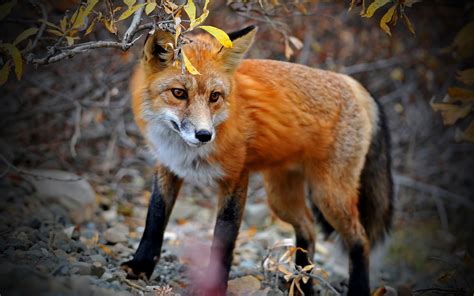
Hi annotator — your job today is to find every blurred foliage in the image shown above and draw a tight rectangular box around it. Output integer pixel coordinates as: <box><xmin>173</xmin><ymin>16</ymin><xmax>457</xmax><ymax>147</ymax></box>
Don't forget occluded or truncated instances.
<box><xmin>0</xmin><ymin>0</ymin><xmax>473</xmax><ymax>141</ymax></box>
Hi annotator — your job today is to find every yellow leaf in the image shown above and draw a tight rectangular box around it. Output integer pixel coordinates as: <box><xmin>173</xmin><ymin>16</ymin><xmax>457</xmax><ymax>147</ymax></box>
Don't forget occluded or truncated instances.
<box><xmin>184</xmin><ymin>0</ymin><xmax>196</xmax><ymax>22</ymax></box>
<box><xmin>66</xmin><ymin>36</ymin><xmax>77</xmax><ymax>46</ymax></box>
<box><xmin>0</xmin><ymin>0</ymin><xmax>16</xmax><ymax>21</ymax></box>
<box><xmin>145</xmin><ymin>2</ymin><xmax>157</xmax><ymax>15</ymax></box>
<box><xmin>203</xmin><ymin>0</ymin><xmax>210</xmax><ymax>11</ymax></box>
<box><xmin>60</xmin><ymin>16</ymin><xmax>68</xmax><ymax>32</ymax></box>
<box><xmin>103</xmin><ymin>19</ymin><xmax>117</xmax><ymax>34</ymax></box>
<box><xmin>190</xmin><ymin>10</ymin><xmax>209</xmax><ymax>29</ymax></box>
<box><xmin>85</xmin><ymin>18</ymin><xmax>97</xmax><ymax>35</ymax></box>
<box><xmin>1</xmin><ymin>44</ymin><xmax>22</xmax><ymax>80</ymax></box>
<box><xmin>0</xmin><ymin>63</ymin><xmax>10</xmax><ymax>86</ymax></box>
<box><xmin>363</xmin><ymin>0</ymin><xmax>391</xmax><ymax>18</ymax></box>
<box><xmin>39</xmin><ymin>19</ymin><xmax>61</xmax><ymax>30</ymax></box>
<box><xmin>457</xmin><ymin>68</ymin><xmax>474</xmax><ymax>85</ymax></box>
<box><xmin>402</xmin><ymin>12</ymin><xmax>415</xmax><ymax>35</ymax></box>
<box><xmin>84</xmin><ymin>0</ymin><xmax>99</xmax><ymax>15</ymax></box>
<box><xmin>13</xmin><ymin>27</ymin><xmax>38</xmax><ymax>46</ymax></box>
<box><xmin>71</xmin><ymin>7</ymin><xmax>85</xmax><ymax>30</ymax></box>
<box><xmin>74</xmin><ymin>0</ymin><xmax>99</xmax><ymax>29</ymax></box>
<box><xmin>379</xmin><ymin>4</ymin><xmax>397</xmax><ymax>36</ymax></box>
<box><xmin>182</xmin><ymin>50</ymin><xmax>200</xmax><ymax>75</ymax></box>
<box><xmin>455</xmin><ymin>120</ymin><xmax>474</xmax><ymax>142</ymax></box>
<box><xmin>47</xmin><ymin>29</ymin><xmax>64</xmax><ymax>37</ymax></box>
<box><xmin>118</xmin><ymin>3</ymin><xmax>144</xmax><ymax>21</ymax></box>
<box><xmin>124</xmin><ymin>0</ymin><xmax>136</xmax><ymax>7</ymax></box>
<box><xmin>198</xmin><ymin>25</ymin><xmax>233</xmax><ymax>48</ymax></box>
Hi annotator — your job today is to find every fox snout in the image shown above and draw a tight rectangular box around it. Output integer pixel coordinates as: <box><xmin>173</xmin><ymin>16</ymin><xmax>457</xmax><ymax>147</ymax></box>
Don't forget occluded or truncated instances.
<box><xmin>170</xmin><ymin>115</ymin><xmax>215</xmax><ymax>147</ymax></box>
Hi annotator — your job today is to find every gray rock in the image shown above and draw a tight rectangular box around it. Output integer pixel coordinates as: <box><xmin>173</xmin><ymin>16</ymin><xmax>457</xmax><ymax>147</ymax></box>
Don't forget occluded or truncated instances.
<box><xmin>71</xmin><ymin>261</ymin><xmax>92</xmax><ymax>275</ymax></box>
<box><xmin>23</xmin><ymin>169</ymin><xmax>97</xmax><ymax>224</ymax></box>
<box><xmin>104</xmin><ymin>223</ymin><xmax>129</xmax><ymax>244</ymax></box>
<box><xmin>90</xmin><ymin>254</ymin><xmax>107</xmax><ymax>266</ymax></box>
<box><xmin>91</xmin><ymin>262</ymin><xmax>106</xmax><ymax>278</ymax></box>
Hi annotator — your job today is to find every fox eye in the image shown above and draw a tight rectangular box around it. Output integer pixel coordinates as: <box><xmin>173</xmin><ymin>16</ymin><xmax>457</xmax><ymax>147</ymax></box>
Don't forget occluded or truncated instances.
<box><xmin>210</xmin><ymin>91</ymin><xmax>221</xmax><ymax>103</ymax></box>
<box><xmin>171</xmin><ymin>88</ymin><xmax>188</xmax><ymax>100</ymax></box>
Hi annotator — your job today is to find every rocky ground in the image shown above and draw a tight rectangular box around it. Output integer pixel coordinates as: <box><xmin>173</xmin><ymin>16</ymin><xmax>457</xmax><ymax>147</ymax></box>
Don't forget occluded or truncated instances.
<box><xmin>1</xmin><ymin>2</ymin><xmax>473</xmax><ymax>295</ymax></box>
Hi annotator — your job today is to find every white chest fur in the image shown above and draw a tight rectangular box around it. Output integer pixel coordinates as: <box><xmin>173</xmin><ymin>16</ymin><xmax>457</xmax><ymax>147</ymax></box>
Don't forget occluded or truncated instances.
<box><xmin>147</xmin><ymin>125</ymin><xmax>224</xmax><ymax>186</ymax></box>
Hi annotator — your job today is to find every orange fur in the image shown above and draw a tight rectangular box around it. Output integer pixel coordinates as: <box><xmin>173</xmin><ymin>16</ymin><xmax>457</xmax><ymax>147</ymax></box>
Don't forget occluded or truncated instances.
<box><xmin>128</xmin><ymin>27</ymin><xmax>391</xmax><ymax>295</ymax></box>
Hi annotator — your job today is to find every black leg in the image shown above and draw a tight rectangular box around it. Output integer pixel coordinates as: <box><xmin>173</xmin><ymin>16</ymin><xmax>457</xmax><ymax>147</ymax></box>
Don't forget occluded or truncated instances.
<box><xmin>203</xmin><ymin>174</ymin><xmax>248</xmax><ymax>295</ymax></box>
<box><xmin>348</xmin><ymin>243</ymin><xmax>370</xmax><ymax>296</ymax></box>
<box><xmin>121</xmin><ymin>167</ymin><xmax>182</xmax><ymax>280</ymax></box>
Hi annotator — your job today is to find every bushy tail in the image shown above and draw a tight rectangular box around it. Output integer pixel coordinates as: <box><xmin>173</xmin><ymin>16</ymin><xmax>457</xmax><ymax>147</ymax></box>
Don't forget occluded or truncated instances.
<box><xmin>358</xmin><ymin>99</ymin><xmax>393</xmax><ymax>245</ymax></box>
<box><xmin>312</xmin><ymin>98</ymin><xmax>394</xmax><ymax>247</ymax></box>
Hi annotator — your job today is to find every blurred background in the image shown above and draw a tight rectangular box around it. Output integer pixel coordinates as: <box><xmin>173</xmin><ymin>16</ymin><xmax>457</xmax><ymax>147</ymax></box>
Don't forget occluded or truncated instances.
<box><xmin>0</xmin><ymin>0</ymin><xmax>473</xmax><ymax>295</ymax></box>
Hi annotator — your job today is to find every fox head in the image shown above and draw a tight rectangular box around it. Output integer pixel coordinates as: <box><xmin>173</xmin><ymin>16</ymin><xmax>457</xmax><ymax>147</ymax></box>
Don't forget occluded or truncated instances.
<box><xmin>140</xmin><ymin>25</ymin><xmax>257</xmax><ymax>147</ymax></box>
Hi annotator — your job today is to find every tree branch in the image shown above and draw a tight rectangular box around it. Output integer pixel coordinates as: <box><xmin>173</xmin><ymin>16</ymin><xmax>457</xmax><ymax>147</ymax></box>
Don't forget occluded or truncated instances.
<box><xmin>123</xmin><ymin>0</ymin><xmax>145</xmax><ymax>45</ymax></box>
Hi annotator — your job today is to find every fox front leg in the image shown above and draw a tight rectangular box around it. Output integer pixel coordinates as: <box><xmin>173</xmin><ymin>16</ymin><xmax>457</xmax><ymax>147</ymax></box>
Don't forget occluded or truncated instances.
<box><xmin>198</xmin><ymin>172</ymin><xmax>249</xmax><ymax>295</ymax></box>
<box><xmin>121</xmin><ymin>166</ymin><xmax>182</xmax><ymax>280</ymax></box>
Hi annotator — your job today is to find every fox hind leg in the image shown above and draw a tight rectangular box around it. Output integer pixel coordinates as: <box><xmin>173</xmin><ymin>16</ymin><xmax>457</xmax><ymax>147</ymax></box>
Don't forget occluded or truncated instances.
<box><xmin>263</xmin><ymin>168</ymin><xmax>316</xmax><ymax>295</ymax></box>
<box><xmin>308</xmin><ymin>179</ymin><xmax>371</xmax><ymax>296</ymax></box>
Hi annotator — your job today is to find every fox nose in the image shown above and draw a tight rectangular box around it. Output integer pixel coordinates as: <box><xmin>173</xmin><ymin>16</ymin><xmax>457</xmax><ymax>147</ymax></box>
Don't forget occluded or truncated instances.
<box><xmin>195</xmin><ymin>130</ymin><xmax>212</xmax><ymax>142</ymax></box>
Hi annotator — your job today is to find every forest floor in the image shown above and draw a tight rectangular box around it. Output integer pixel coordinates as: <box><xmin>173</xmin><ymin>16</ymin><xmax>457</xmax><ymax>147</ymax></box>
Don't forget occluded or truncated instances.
<box><xmin>1</xmin><ymin>2</ymin><xmax>474</xmax><ymax>295</ymax></box>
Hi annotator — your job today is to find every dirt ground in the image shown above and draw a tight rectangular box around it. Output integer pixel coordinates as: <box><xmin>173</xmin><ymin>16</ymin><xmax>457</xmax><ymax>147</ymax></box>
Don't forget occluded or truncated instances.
<box><xmin>0</xmin><ymin>1</ymin><xmax>473</xmax><ymax>295</ymax></box>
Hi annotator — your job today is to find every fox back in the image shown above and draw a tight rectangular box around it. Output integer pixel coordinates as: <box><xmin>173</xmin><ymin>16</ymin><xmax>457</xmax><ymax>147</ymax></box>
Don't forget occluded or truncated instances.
<box><xmin>127</xmin><ymin>26</ymin><xmax>393</xmax><ymax>296</ymax></box>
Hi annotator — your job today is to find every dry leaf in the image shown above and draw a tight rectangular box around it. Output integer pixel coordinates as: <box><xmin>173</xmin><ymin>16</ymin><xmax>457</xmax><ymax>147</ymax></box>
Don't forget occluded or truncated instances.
<box><xmin>13</xmin><ymin>27</ymin><xmax>38</xmax><ymax>46</ymax></box>
<box><xmin>379</xmin><ymin>4</ymin><xmax>397</xmax><ymax>36</ymax></box>
<box><xmin>363</xmin><ymin>0</ymin><xmax>391</xmax><ymax>18</ymax></box>
<box><xmin>145</xmin><ymin>1</ymin><xmax>156</xmax><ymax>15</ymax></box>
<box><xmin>1</xmin><ymin>43</ymin><xmax>22</xmax><ymax>80</ymax></box>
<box><xmin>445</xmin><ymin>87</ymin><xmax>474</xmax><ymax>103</ymax></box>
<box><xmin>431</xmin><ymin>101</ymin><xmax>472</xmax><ymax>125</ymax></box>
<box><xmin>182</xmin><ymin>50</ymin><xmax>200</xmax><ymax>75</ymax></box>
<box><xmin>0</xmin><ymin>0</ymin><xmax>16</xmax><ymax>21</ymax></box>
<box><xmin>402</xmin><ymin>12</ymin><xmax>415</xmax><ymax>35</ymax></box>
<box><xmin>289</xmin><ymin>36</ymin><xmax>303</xmax><ymax>50</ymax></box>
<box><xmin>118</xmin><ymin>3</ymin><xmax>145</xmax><ymax>21</ymax></box>
<box><xmin>457</xmin><ymin>68</ymin><xmax>474</xmax><ymax>85</ymax></box>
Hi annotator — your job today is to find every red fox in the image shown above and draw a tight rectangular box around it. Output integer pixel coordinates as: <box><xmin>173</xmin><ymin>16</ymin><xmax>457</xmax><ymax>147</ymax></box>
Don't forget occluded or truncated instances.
<box><xmin>121</xmin><ymin>25</ymin><xmax>393</xmax><ymax>296</ymax></box>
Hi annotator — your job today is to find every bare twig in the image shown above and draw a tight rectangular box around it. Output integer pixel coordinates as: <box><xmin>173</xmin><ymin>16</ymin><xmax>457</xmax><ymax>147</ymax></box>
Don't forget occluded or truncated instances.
<box><xmin>123</xmin><ymin>0</ymin><xmax>145</xmax><ymax>45</ymax></box>
<box><xmin>0</xmin><ymin>153</ymin><xmax>82</xmax><ymax>182</ymax></box>
<box><xmin>70</xmin><ymin>101</ymin><xmax>82</xmax><ymax>158</ymax></box>
<box><xmin>394</xmin><ymin>174</ymin><xmax>474</xmax><ymax>211</ymax></box>
<box><xmin>29</xmin><ymin>1</ymin><xmax>47</xmax><ymax>52</ymax></box>
<box><xmin>342</xmin><ymin>55</ymin><xmax>408</xmax><ymax>75</ymax></box>
<box><xmin>30</xmin><ymin>39</ymin><xmax>141</xmax><ymax>65</ymax></box>
<box><xmin>298</xmin><ymin>269</ymin><xmax>340</xmax><ymax>295</ymax></box>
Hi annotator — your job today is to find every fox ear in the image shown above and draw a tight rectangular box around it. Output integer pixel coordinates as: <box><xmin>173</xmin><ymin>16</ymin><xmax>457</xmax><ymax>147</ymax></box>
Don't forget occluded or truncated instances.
<box><xmin>220</xmin><ymin>25</ymin><xmax>257</xmax><ymax>72</ymax></box>
<box><xmin>143</xmin><ymin>30</ymin><xmax>175</xmax><ymax>70</ymax></box>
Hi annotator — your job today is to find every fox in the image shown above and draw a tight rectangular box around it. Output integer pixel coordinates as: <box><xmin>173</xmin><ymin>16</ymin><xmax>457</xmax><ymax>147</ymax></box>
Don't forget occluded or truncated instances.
<box><xmin>121</xmin><ymin>25</ymin><xmax>393</xmax><ymax>296</ymax></box>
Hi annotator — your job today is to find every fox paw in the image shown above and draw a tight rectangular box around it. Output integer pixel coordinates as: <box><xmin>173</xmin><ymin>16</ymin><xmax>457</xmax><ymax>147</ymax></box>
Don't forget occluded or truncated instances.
<box><xmin>121</xmin><ymin>258</ymin><xmax>155</xmax><ymax>280</ymax></box>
